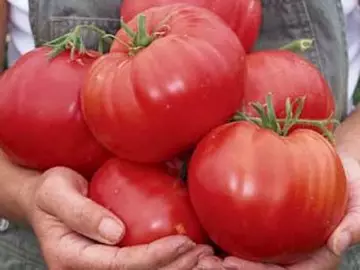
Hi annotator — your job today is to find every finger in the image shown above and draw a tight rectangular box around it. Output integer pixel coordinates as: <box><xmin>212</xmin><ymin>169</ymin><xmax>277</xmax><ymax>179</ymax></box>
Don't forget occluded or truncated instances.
<box><xmin>160</xmin><ymin>245</ymin><xmax>213</xmax><ymax>270</ymax></box>
<box><xmin>116</xmin><ymin>236</ymin><xmax>196</xmax><ymax>269</ymax></box>
<box><xmin>223</xmin><ymin>257</ymin><xmax>282</xmax><ymax>270</ymax></box>
<box><xmin>37</xmin><ymin>216</ymin><xmax>196</xmax><ymax>270</ymax></box>
<box><xmin>66</xmin><ymin>235</ymin><xmax>197</xmax><ymax>269</ymax></box>
<box><xmin>194</xmin><ymin>256</ymin><xmax>225</xmax><ymax>270</ymax></box>
<box><xmin>338</xmin><ymin>154</ymin><xmax>360</xmax><ymax>184</ymax></box>
<box><xmin>36</xmin><ymin>167</ymin><xmax>125</xmax><ymax>245</ymax></box>
<box><xmin>328</xmin><ymin>172</ymin><xmax>360</xmax><ymax>255</ymax></box>
<box><xmin>328</xmin><ymin>209</ymin><xmax>360</xmax><ymax>256</ymax></box>
<box><xmin>288</xmin><ymin>247</ymin><xmax>340</xmax><ymax>270</ymax></box>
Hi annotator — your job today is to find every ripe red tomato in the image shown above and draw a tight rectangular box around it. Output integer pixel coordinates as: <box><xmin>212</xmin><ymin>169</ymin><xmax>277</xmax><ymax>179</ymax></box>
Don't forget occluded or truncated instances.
<box><xmin>188</xmin><ymin>121</ymin><xmax>348</xmax><ymax>264</ymax></box>
<box><xmin>243</xmin><ymin>51</ymin><xmax>335</xmax><ymax>124</ymax></box>
<box><xmin>121</xmin><ymin>0</ymin><xmax>262</xmax><ymax>52</ymax></box>
<box><xmin>82</xmin><ymin>4</ymin><xmax>246</xmax><ymax>163</ymax></box>
<box><xmin>0</xmin><ymin>47</ymin><xmax>110</xmax><ymax>177</ymax></box>
<box><xmin>89</xmin><ymin>158</ymin><xmax>206</xmax><ymax>246</ymax></box>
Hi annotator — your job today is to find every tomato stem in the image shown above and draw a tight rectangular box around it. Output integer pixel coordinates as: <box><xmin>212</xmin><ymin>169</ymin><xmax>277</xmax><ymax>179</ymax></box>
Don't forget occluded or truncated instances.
<box><xmin>120</xmin><ymin>14</ymin><xmax>170</xmax><ymax>56</ymax></box>
<box><xmin>102</xmin><ymin>34</ymin><xmax>131</xmax><ymax>50</ymax></box>
<box><xmin>45</xmin><ymin>24</ymin><xmax>112</xmax><ymax>60</ymax></box>
<box><xmin>135</xmin><ymin>15</ymin><xmax>154</xmax><ymax>47</ymax></box>
<box><xmin>280</xmin><ymin>39</ymin><xmax>314</xmax><ymax>53</ymax></box>
<box><xmin>233</xmin><ymin>94</ymin><xmax>339</xmax><ymax>144</ymax></box>
<box><xmin>120</xmin><ymin>17</ymin><xmax>136</xmax><ymax>38</ymax></box>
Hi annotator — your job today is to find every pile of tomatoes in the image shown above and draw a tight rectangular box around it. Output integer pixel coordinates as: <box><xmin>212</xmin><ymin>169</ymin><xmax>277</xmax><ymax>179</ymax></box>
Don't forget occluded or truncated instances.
<box><xmin>0</xmin><ymin>0</ymin><xmax>348</xmax><ymax>265</ymax></box>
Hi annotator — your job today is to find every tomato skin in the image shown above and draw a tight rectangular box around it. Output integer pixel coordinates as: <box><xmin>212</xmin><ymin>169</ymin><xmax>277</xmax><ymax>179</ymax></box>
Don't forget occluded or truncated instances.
<box><xmin>0</xmin><ymin>47</ymin><xmax>110</xmax><ymax>177</ymax></box>
<box><xmin>188</xmin><ymin>121</ymin><xmax>348</xmax><ymax>264</ymax></box>
<box><xmin>89</xmin><ymin>158</ymin><xmax>207</xmax><ymax>246</ymax></box>
<box><xmin>243</xmin><ymin>51</ymin><xmax>335</xmax><ymax>125</ymax></box>
<box><xmin>121</xmin><ymin>0</ymin><xmax>262</xmax><ymax>52</ymax></box>
<box><xmin>82</xmin><ymin>4</ymin><xmax>246</xmax><ymax>163</ymax></box>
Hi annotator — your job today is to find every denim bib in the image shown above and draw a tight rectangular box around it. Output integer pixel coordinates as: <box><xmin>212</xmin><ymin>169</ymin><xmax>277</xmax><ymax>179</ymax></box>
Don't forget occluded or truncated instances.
<box><xmin>0</xmin><ymin>0</ymin><xmax>355</xmax><ymax>269</ymax></box>
<box><xmin>29</xmin><ymin>0</ymin><xmax>122</xmax><ymax>48</ymax></box>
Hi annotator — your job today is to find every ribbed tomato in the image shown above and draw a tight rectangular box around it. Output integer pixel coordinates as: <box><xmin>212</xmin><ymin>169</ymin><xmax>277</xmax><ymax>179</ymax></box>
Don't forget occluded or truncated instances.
<box><xmin>89</xmin><ymin>158</ymin><xmax>206</xmax><ymax>246</ymax></box>
<box><xmin>0</xmin><ymin>47</ymin><xmax>109</xmax><ymax>177</ymax></box>
<box><xmin>188</xmin><ymin>121</ymin><xmax>348</xmax><ymax>264</ymax></box>
<box><xmin>82</xmin><ymin>4</ymin><xmax>246</xmax><ymax>163</ymax></box>
<box><xmin>242</xmin><ymin>51</ymin><xmax>335</xmax><ymax>124</ymax></box>
<box><xmin>121</xmin><ymin>0</ymin><xmax>262</xmax><ymax>52</ymax></box>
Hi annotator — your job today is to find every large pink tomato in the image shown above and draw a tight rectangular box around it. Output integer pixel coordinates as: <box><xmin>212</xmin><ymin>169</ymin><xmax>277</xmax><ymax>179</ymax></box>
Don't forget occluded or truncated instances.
<box><xmin>188</xmin><ymin>121</ymin><xmax>348</xmax><ymax>264</ymax></box>
<box><xmin>82</xmin><ymin>4</ymin><xmax>246</xmax><ymax>163</ymax></box>
<box><xmin>89</xmin><ymin>158</ymin><xmax>207</xmax><ymax>246</ymax></box>
<box><xmin>0</xmin><ymin>47</ymin><xmax>109</xmax><ymax>177</ymax></box>
<box><xmin>243</xmin><ymin>51</ymin><xmax>335</xmax><ymax>127</ymax></box>
<box><xmin>121</xmin><ymin>0</ymin><xmax>262</xmax><ymax>52</ymax></box>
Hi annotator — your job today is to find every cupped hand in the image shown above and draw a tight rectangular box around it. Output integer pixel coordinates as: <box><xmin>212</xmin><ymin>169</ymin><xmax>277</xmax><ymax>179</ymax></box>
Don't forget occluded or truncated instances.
<box><xmin>26</xmin><ymin>167</ymin><xmax>213</xmax><ymax>269</ymax></box>
<box><xmin>219</xmin><ymin>153</ymin><xmax>360</xmax><ymax>270</ymax></box>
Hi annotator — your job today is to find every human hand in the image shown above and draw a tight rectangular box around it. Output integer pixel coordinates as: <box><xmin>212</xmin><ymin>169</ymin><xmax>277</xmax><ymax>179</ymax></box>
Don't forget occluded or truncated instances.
<box><xmin>26</xmin><ymin>167</ymin><xmax>213</xmax><ymax>269</ymax></box>
<box><xmin>194</xmin><ymin>256</ymin><xmax>226</xmax><ymax>270</ymax></box>
<box><xmin>223</xmin><ymin>248</ymin><xmax>339</xmax><ymax>270</ymax></box>
<box><xmin>219</xmin><ymin>153</ymin><xmax>360</xmax><ymax>270</ymax></box>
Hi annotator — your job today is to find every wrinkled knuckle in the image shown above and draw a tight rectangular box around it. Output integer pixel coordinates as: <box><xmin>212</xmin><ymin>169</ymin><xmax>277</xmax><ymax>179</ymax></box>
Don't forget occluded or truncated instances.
<box><xmin>33</xmin><ymin>183</ymin><xmax>47</xmax><ymax>207</ymax></box>
<box><xmin>34</xmin><ymin>177</ymin><xmax>53</xmax><ymax>205</ymax></box>
<box><xmin>75</xmin><ymin>199</ymin><xmax>96</xmax><ymax>225</ymax></box>
<box><xmin>111</xmin><ymin>248</ymin><xmax>131</xmax><ymax>270</ymax></box>
<box><xmin>145</xmin><ymin>243</ymin><xmax>168</xmax><ymax>267</ymax></box>
<box><xmin>36</xmin><ymin>168</ymin><xmax>67</xmax><ymax>201</ymax></box>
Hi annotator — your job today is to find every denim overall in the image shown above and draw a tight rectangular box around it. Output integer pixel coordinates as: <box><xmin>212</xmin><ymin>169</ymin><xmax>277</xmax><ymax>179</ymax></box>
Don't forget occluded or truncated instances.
<box><xmin>0</xmin><ymin>0</ymin><xmax>356</xmax><ymax>269</ymax></box>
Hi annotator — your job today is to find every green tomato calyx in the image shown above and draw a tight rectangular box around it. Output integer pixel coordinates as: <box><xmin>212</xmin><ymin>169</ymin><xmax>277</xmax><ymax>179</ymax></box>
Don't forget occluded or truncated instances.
<box><xmin>44</xmin><ymin>24</ymin><xmax>112</xmax><ymax>60</ymax></box>
<box><xmin>121</xmin><ymin>14</ymin><xmax>170</xmax><ymax>56</ymax></box>
<box><xmin>233</xmin><ymin>94</ymin><xmax>339</xmax><ymax>144</ymax></box>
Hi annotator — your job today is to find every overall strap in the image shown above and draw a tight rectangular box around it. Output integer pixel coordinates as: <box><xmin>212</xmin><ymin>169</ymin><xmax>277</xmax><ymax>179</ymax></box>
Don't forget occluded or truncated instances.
<box><xmin>28</xmin><ymin>0</ymin><xmax>122</xmax><ymax>49</ymax></box>
<box><xmin>257</xmin><ymin>0</ymin><xmax>348</xmax><ymax>119</ymax></box>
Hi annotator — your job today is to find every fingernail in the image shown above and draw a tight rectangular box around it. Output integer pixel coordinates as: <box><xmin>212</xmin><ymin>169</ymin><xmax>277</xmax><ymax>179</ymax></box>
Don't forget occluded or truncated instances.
<box><xmin>177</xmin><ymin>240</ymin><xmax>196</xmax><ymax>254</ymax></box>
<box><xmin>334</xmin><ymin>231</ymin><xmax>351</xmax><ymax>256</ymax></box>
<box><xmin>198</xmin><ymin>247</ymin><xmax>214</xmax><ymax>259</ymax></box>
<box><xmin>98</xmin><ymin>217</ymin><xmax>124</xmax><ymax>244</ymax></box>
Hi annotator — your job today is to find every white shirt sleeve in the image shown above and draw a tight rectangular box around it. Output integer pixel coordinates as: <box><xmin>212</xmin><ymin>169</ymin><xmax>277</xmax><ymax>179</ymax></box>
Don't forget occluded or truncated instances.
<box><xmin>6</xmin><ymin>0</ymin><xmax>35</xmax><ymax>67</ymax></box>
<box><xmin>342</xmin><ymin>0</ymin><xmax>360</xmax><ymax>112</ymax></box>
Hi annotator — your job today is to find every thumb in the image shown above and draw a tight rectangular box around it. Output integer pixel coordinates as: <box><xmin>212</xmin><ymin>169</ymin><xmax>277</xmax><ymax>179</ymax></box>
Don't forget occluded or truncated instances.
<box><xmin>35</xmin><ymin>167</ymin><xmax>125</xmax><ymax>245</ymax></box>
<box><xmin>328</xmin><ymin>155</ymin><xmax>360</xmax><ymax>255</ymax></box>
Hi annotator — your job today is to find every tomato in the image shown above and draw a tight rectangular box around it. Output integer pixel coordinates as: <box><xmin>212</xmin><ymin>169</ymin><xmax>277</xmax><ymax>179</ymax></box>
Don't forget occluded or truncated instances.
<box><xmin>89</xmin><ymin>158</ymin><xmax>206</xmax><ymax>246</ymax></box>
<box><xmin>188</xmin><ymin>121</ymin><xmax>348</xmax><ymax>264</ymax></box>
<box><xmin>0</xmin><ymin>47</ymin><xmax>109</xmax><ymax>177</ymax></box>
<box><xmin>243</xmin><ymin>51</ymin><xmax>335</xmax><ymax>126</ymax></box>
<box><xmin>82</xmin><ymin>4</ymin><xmax>246</xmax><ymax>163</ymax></box>
<box><xmin>121</xmin><ymin>0</ymin><xmax>262</xmax><ymax>52</ymax></box>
